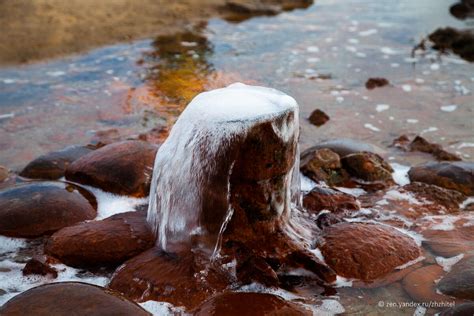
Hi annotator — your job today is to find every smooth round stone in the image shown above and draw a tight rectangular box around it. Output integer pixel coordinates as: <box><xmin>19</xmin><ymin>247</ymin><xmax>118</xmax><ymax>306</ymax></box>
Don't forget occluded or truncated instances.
<box><xmin>192</xmin><ymin>292</ymin><xmax>312</xmax><ymax>315</ymax></box>
<box><xmin>301</xmin><ymin>138</ymin><xmax>387</xmax><ymax>158</ymax></box>
<box><xmin>20</xmin><ymin>145</ymin><xmax>94</xmax><ymax>180</ymax></box>
<box><xmin>402</xmin><ymin>265</ymin><xmax>448</xmax><ymax>302</ymax></box>
<box><xmin>408</xmin><ymin>162</ymin><xmax>474</xmax><ymax>195</ymax></box>
<box><xmin>320</xmin><ymin>222</ymin><xmax>421</xmax><ymax>281</ymax></box>
<box><xmin>438</xmin><ymin>256</ymin><xmax>474</xmax><ymax>300</ymax></box>
<box><xmin>45</xmin><ymin>211</ymin><xmax>154</xmax><ymax>267</ymax></box>
<box><xmin>440</xmin><ymin>302</ymin><xmax>474</xmax><ymax>316</ymax></box>
<box><xmin>0</xmin><ymin>182</ymin><xmax>97</xmax><ymax>237</ymax></box>
<box><xmin>65</xmin><ymin>140</ymin><xmax>158</xmax><ymax>197</ymax></box>
<box><xmin>0</xmin><ymin>282</ymin><xmax>150</xmax><ymax>316</ymax></box>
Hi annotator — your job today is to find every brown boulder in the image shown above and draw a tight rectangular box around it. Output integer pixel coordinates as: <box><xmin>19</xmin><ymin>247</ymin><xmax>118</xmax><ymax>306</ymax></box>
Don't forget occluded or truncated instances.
<box><xmin>301</xmin><ymin>139</ymin><xmax>386</xmax><ymax>159</ymax></box>
<box><xmin>341</xmin><ymin>152</ymin><xmax>394</xmax><ymax>183</ymax></box>
<box><xmin>303</xmin><ymin>186</ymin><xmax>359</xmax><ymax>214</ymax></box>
<box><xmin>0</xmin><ymin>282</ymin><xmax>150</xmax><ymax>316</ymax></box>
<box><xmin>422</xmin><ymin>227</ymin><xmax>474</xmax><ymax>257</ymax></box>
<box><xmin>438</xmin><ymin>256</ymin><xmax>474</xmax><ymax>300</ymax></box>
<box><xmin>320</xmin><ymin>222</ymin><xmax>421</xmax><ymax>281</ymax></box>
<box><xmin>192</xmin><ymin>292</ymin><xmax>312</xmax><ymax>316</ymax></box>
<box><xmin>20</xmin><ymin>145</ymin><xmax>94</xmax><ymax>180</ymax></box>
<box><xmin>408</xmin><ymin>162</ymin><xmax>474</xmax><ymax>195</ymax></box>
<box><xmin>409</xmin><ymin>136</ymin><xmax>461</xmax><ymax>161</ymax></box>
<box><xmin>402</xmin><ymin>265</ymin><xmax>448</xmax><ymax>302</ymax></box>
<box><xmin>403</xmin><ymin>182</ymin><xmax>466</xmax><ymax>211</ymax></box>
<box><xmin>308</xmin><ymin>109</ymin><xmax>330</xmax><ymax>127</ymax></box>
<box><xmin>22</xmin><ymin>258</ymin><xmax>58</xmax><ymax>278</ymax></box>
<box><xmin>65</xmin><ymin>141</ymin><xmax>158</xmax><ymax>197</ymax></box>
<box><xmin>300</xmin><ymin>148</ymin><xmax>349</xmax><ymax>186</ymax></box>
<box><xmin>45</xmin><ymin>211</ymin><xmax>154</xmax><ymax>267</ymax></box>
<box><xmin>441</xmin><ymin>302</ymin><xmax>474</xmax><ymax>316</ymax></box>
<box><xmin>365</xmin><ymin>77</ymin><xmax>389</xmax><ymax>90</ymax></box>
<box><xmin>108</xmin><ymin>247</ymin><xmax>229</xmax><ymax>309</ymax></box>
<box><xmin>0</xmin><ymin>182</ymin><xmax>97</xmax><ymax>238</ymax></box>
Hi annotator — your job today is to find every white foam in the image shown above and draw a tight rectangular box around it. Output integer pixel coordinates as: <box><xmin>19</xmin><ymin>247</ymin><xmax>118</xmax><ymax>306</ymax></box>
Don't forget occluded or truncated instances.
<box><xmin>81</xmin><ymin>185</ymin><xmax>148</xmax><ymax>219</ymax></box>
<box><xmin>440</xmin><ymin>105</ymin><xmax>457</xmax><ymax>112</ymax></box>
<box><xmin>139</xmin><ymin>301</ymin><xmax>188</xmax><ymax>316</ymax></box>
<box><xmin>333</xmin><ymin>276</ymin><xmax>353</xmax><ymax>288</ymax></box>
<box><xmin>335</xmin><ymin>187</ymin><xmax>366</xmax><ymax>197</ymax></box>
<box><xmin>364</xmin><ymin>123</ymin><xmax>380</xmax><ymax>132</ymax></box>
<box><xmin>359</xmin><ymin>29</ymin><xmax>377</xmax><ymax>36</ymax></box>
<box><xmin>300</xmin><ymin>174</ymin><xmax>317</xmax><ymax>192</ymax></box>
<box><xmin>0</xmin><ymin>236</ymin><xmax>27</xmax><ymax>253</ymax></box>
<box><xmin>436</xmin><ymin>254</ymin><xmax>464</xmax><ymax>272</ymax></box>
<box><xmin>307</xmin><ymin>46</ymin><xmax>319</xmax><ymax>53</ymax></box>
<box><xmin>426</xmin><ymin>215</ymin><xmax>459</xmax><ymax>231</ymax></box>
<box><xmin>375</xmin><ymin>104</ymin><xmax>390</xmax><ymax>112</ymax></box>
<box><xmin>380</xmin><ymin>47</ymin><xmax>398</xmax><ymax>55</ymax></box>
<box><xmin>458</xmin><ymin>142</ymin><xmax>474</xmax><ymax>149</ymax></box>
<box><xmin>390</xmin><ymin>163</ymin><xmax>410</xmax><ymax>186</ymax></box>
<box><xmin>460</xmin><ymin>197</ymin><xmax>474</xmax><ymax>209</ymax></box>
<box><xmin>401</xmin><ymin>84</ymin><xmax>412</xmax><ymax>92</ymax></box>
<box><xmin>313</xmin><ymin>299</ymin><xmax>345</xmax><ymax>315</ymax></box>
<box><xmin>406</xmin><ymin>119</ymin><xmax>419</xmax><ymax>124</ymax></box>
<box><xmin>0</xmin><ymin>113</ymin><xmax>15</xmax><ymax>120</ymax></box>
<box><xmin>383</xmin><ymin>189</ymin><xmax>424</xmax><ymax>205</ymax></box>
<box><xmin>395</xmin><ymin>256</ymin><xmax>425</xmax><ymax>270</ymax></box>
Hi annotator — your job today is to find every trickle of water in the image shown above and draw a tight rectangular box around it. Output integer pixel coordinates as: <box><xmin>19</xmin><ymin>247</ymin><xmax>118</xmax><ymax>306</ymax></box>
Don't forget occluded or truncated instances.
<box><xmin>147</xmin><ymin>83</ymin><xmax>299</xmax><ymax>252</ymax></box>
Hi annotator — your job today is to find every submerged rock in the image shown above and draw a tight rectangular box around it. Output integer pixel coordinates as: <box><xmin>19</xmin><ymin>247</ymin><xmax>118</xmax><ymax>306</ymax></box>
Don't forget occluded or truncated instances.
<box><xmin>402</xmin><ymin>265</ymin><xmax>448</xmax><ymax>303</ymax></box>
<box><xmin>65</xmin><ymin>140</ymin><xmax>158</xmax><ymax>197</ymax></box>
<box><xmin>303</xmin><ymin>186</ymin><xmax>359</xmax><ymax>214</ymax></box>
<box><xmin>320</xmin><ymin>222</ymin><xmax>421</xmax><ymax>281</ymax></box>
<box><xmin>441</xmin><ymin>303</ymin><xmax>474</xmax><ymax>316</ymax></box>
<box><xmin>341</xmin><ymin>152</ymin><xmax>394</xmax><ymax>183</ymax></box>
<box><xmin>429</xmin><ymin>27</ymin><xmax>474</xmax><ymax>62</ymax></box>
<box><xmin>308</xmin><ymin>109</ymin><xmax>330</xmax><ymax>127</ymax></box>
<box><xmin>0</xmin><ymin>282</ymin><xmax>150</xmax><ymax>316</ymax></box>
<box><xmin>0</xmin><ymin>182</ymin><xmax>97</xmax><ymax>238</ymax></box>
<box><xmin>438</xmin><ymin>256</ymin><xmax>474</xmax><ymax>300</ymax></box>
<box><xmin>45</xmin><ymin>211</ymin><xmax>154</xmax><ymax>268</ymax></box>
<box><xmin>109</xmin><ymin>247</ymin><xmax>228</xmax><ymax>309</ymax></box>
<box><xmin>22</xmin><ymin>258</ymin><xmax>58</xmax><ymax>278</ymax></box>
<box><xmin>403</xmin><ymin>182</ymin><xmax>466</xmax><ymax>211</ymax></box>
<box><xmin>365</xmin><ymin>77</ymin><xmax>389</xmax><ymax>90</ymax></box>
<box><xmin>302</xmin><ymin>139</ymin><xmax>386</xmax><ymax>158</ymax></box>
<box><xmin>192</xmin><ymin>292</ymin><xmax>312</xmax><ymax>316</ymax></box>
<box><xmin>409</xmin><ymin>136</ymin><xmax>461</xmax><ymax>161</ymax></box>
<box><xmin>422</xmin><ymin>225</ymin><xmax>474</xmax><ymax>257</ymax></box>
<box><xmin>20</xmin><ymin>145</ymin><xmax>94</xmax><ymax>180</ymax></box>
<box><xmin>450</xmin><ymin>0</ymin><xmax>474</xmax><ymax>20</ymax></box>
<box><xmin>223</xmin><ymin>0</ymin><xmax>313</xmax><ymax>22</ymax></box>
<box><xmin>408</xmin><ymin>162</ymin><xmax>474</xmax><ymax>195</ymax></box>
<box><xmin>300</xmin><ymin>148</ymin><xmax>349</xmax><ymax>186</ymax></box>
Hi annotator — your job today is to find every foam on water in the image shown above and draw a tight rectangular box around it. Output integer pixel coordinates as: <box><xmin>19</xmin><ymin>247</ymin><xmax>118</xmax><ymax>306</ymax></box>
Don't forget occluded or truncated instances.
<box><xmin>390</xmin><ymin>163</ymin><xmax>410</xmax><ymax>186</ymax></box>
<box><xmin>435</xmin><ymin>254</ymin><xmax>464</xmax><ymax>272</ymax></box>
<box><xmin>0</xmin><ymin>236</ymin><xmax>27</xmax><ymax>254</ymax></box>
<box><xmin>147</xmin><ymin>83</ymin><xmax>299</xmax><ymax>250</ymax></box>
<box><xmin>139</xmin><ymin>301</ymin><xmax>188</xmax><ymax>316</ymax></box>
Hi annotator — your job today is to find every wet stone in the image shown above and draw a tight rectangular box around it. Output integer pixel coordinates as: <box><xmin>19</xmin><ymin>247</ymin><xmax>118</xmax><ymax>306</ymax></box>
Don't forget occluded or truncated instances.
<box><xmin>192</xmin><ymin>292</ymin><xmax>312</xmax><ymax>316</ymax></box>
<box><xmin>402</xmin><ymin>265</ymin><xmax>448</xmax><ymax>303</ymax></box>
<box><xmin>438</xmin><ymin>256</ymin><xmax>474</xmax><ymax>300</ymax></box>
<box><xmin>302</xmin><ymin>138</ymin><xmax>386</xmax><ymax>159</ymax></box>
<box><xmin>22</xmin><ymin>258</ymin><xmax>58</xmax><ymax>278</ymax></box>
<box><xmin>300</xmin><ymin>148</ymin><xmax>349</xmax><ymax>186</ymax></box>
<box><xmin>0</xmin><ymin>282</ymin><xmax>150</xmax><ymax>316</ymax></box>
<box><xmin>403</xmin><ymin>182</ymin><xmax>466</xmax><ymax>211</ymax></box>
<box><xmin>422</xmin><ymin>227</ymin><xmax>474</xmax><ymax>257</ymax></box>
<box><xmin>409</xmin><ymin>136</ymin><xmax>461</xmax><ymax>161</ymax></box>
<box><xmin>45</xmin><ymin>211</ymin><xmax>154</xmax><ymax>268</ymax></box>
<box><xmin>308</xmin><ymin>109</ymin><xmax>330</xmax><ymax>127</ymax></box>
<box><xmin>341</xmin><ymin>151</ymin><xmax>394</xmax><ymax>183</ymax></box>
<box><xmin>320</xmin><ymin>222</ymin><xmax>421</xmax><ymax>281</ymax></box>
<box><xmin>441</xmin><ymin>302</ymin><xmax>474</xmax><ymax>316</ymax></box>
<box><xmin>408</xmin><ymin>161</ymin><xmax>474</xmax><ymax>195</ymax></box>
<box><xmin>303</xmin><ymin>186</ymin><xmax>359</xmax><ymax>214</ymax></box>
<box><xmin>20</xmin><ymin>145</ymin><xmax>94</xmax><ymax>180</ymax></box>
<box><xmin>429</xmin><ymin>27</ymin><xmax>474</xmax><ymax>62</ymax></box>
<box><xmin>65</xmin><ymin>140</ymin><xmax>158</xmax><ymax>197</ymax></box>
<box><xmin>0</xmin><ymin>182</ymin><xmax>97</xmax><ymax>238</ymax></box>
<box><xmin>450</xmin><ymin>1</ymin><xmax>474</xmax><ymax>20</ymax></box>
<box><xmin>365</xmin><ymin>77</ymin><xmax>389</xmax><ymax>89</ymax></box>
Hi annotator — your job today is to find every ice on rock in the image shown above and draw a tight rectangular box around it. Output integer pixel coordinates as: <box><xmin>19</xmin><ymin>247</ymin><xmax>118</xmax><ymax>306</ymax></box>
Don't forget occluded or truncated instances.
<box><xmin>147</xmin><ymin>83</ymin><xmax>299</xmax><ymax>251</ymax></box>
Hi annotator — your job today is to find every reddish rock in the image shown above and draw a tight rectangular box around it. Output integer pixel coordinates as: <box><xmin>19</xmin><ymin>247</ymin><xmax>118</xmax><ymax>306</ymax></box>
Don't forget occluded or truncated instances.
<box><xmin>303</xmin><ymin>186</ymin><xmax>359</xmax><ymax>214</ymax></box>
<box><xmin>300</xmin><ymin>148</ymin><xmax>349</xmax><ymax>186</ymax></box>
<box><xmin>65</xmin><ymin>141</ymin><xmax>158</xmax><ymax>197</ymax></box>
<box><xmin>302</xmin><ymin>139</ymin><xmax>386</xmax><ymax>159</ymax></box>
<box><xmin>89</xmin><ymin>128</ymin><xmax>122</xmax><ymax>147</ymax></box>
<box><xmin>45</xmin><ymin>211</ymin><xmax>154</xmax><ymax>268</ymax></box>
<box><xmin>341</xmin><ymin>152</ymin><xmax>394</xmax><ymax>183</ymax></box>
<box><xmin>0</xmin><ymin>182</ymin><xmax>97</xmax><ymax>238</ymax></box>
<box><xmin>308</xmin><ymin>109</ymin><xmax>330</xmax><ymax>127</ymax></box>
<box><xmin>409</xmin><ymin>136</ymin><xmax>461</xmax><ymax>161</ymax></box>
<box><xmin>108</xmin><ymin>247</ymin><xmax>229</xmax><ymax>309</ymax></box>
<box><xmin>408</xmin><ymin>162</ymin><xmax>474</xmax><ymax>195</ymax></box>
<box><xmin>320</xmin><ymin>222</ymin><xmax>421</xmax><ymax>281</ymax></box>
<box><xmin>438</xmin><ymin>256</ymin><xmax>474</xmax><ymax>300</ymax></box>
<box><xmin>429</xmin><ymin>27</ymin><xmax>474</xmax><ymax>62</ymax></box>
<box><xmin>0</xmin><ymin>282</ymin><xmax>150</xmax><ymax>316</ymax></box>
<box><xmin>22</xmin><ymin>258</ymin><xmax>58</xmax><ymax>278</ymax></box>
<box><xmin>192</xmin><ymin>292</ymin><xmax>312</xmax><ymax>316</ymax></box>
<box><xmin>422</xmin><ymin>228</ymin><xmax>474</xmax><ymax>257</ymax></box>
<box><xmin>402</xmin><ymin>265</ymin><xmax>448</xmax><ymax>302</ymax></box>
<box><xmin>403</xmin><ymin>182</ymin><xmax>466</xmax><ymax>211</ymax></box>
<box><xmin>20</xmin><ymin>145</ymin><xmax>94</xmax><ymax>180</ymax></box>
<box><xmin>365</xmin><ymin>77</ymin><xmax>389</xmax><ymax>89</ymax></box>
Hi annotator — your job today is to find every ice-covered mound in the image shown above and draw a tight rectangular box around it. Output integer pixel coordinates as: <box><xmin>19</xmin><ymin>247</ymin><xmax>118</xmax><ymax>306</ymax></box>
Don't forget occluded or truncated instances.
<box><xmin>147</xmin><ymin>83</ymin><xmax>300</xmax><ymax>251</ymax></box>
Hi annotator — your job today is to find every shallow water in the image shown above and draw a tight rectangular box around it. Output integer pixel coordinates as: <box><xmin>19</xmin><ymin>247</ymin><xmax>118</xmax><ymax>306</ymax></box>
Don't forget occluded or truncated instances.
<box><xmin>0</xmin><ymin>0</ymin><xmax>474</xmax><ymax>315</ymax></box>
